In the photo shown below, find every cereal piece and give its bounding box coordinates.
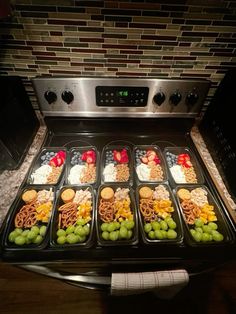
[183,166,197,183]
[139,186,153,199]
[61,188,75,203]
[190,187,208,207]
[177,188,191,201]
[153,185,170,200]
[22,190,37,203]
[116,163,130,182]
[101,187,114,201]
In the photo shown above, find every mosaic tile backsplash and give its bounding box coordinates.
[0,0,235,109]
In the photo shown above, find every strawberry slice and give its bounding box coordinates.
[113,150,122,162]
[56,157,63,167]
[86,156,94,164]
[153,156,160,164]
[81,152,87,161]
[146,150,156,157]
[49,156,58,167]
[141,156,148,164]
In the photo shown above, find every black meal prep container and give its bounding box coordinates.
[96,183,138,246]
[50,184,95,249]
[2,185,56,251]
[26,147,67,186]
[163,147,204,187]
[136,183,183,245]
[66,146,100,188]
[101,145,133,186]
[174,184,234,246]
[133,145,168,184]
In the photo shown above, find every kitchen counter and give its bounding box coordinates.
[0,123,235,230]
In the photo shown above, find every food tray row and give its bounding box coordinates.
[25,145,205,188]
[1,183,233,251]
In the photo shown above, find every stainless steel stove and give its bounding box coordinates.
[3,77,236,291]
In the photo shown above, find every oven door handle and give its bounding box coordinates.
[18,264,111,288]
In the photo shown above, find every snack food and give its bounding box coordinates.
[135,148,164,181]
[103,148,130,182]
[177,188,191,201]
[139,186,153,199]
[22,189,37,203]
[100,187,114,201]
[68,149,97,184]
[61,188,75,203]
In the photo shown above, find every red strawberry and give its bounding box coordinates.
[146,150,156,157]
[120,149,129,163]
[49,156,58,167]
[141,156,148,164]
[81,152,87,161]
[153,156,161,164]
[86,156,94,164]
[113,150,122,162]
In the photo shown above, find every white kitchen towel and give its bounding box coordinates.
[111,269,189,299]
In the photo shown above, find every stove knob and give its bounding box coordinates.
[44,91,57,104]
[153,92,165,106]
[186,91,199,106]
[61,90,74,104]
[169,92,182,106]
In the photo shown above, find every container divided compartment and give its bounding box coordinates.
[101,145,133,185]
[50,184,95,248]
[96,184,138,246]
[66,146,99,187]
[134,145,167,183]
[27,147,67,186]
[164,147,204,186]
[2,185,55,250]
[137,183,183,245]
[175,184,233,246]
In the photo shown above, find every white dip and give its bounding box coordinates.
[103,163,116,181]
[170,165,186,183]
[31,164,52,184]
[68,165,86,184]
[136,164,151,181]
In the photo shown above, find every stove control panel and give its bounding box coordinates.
[33,77,210,118]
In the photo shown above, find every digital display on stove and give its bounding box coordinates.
[96,86,149,107]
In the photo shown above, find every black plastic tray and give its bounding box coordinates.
[164,147,204,186]
[134,145,167,184]
[2,185,55,251]
[50,184,95,249]
[174,184,234,246]
[136,183,183,245]
[66,146,100,187]
[101,145,133,185]
[96,183,138,246]
[27,147,67,186]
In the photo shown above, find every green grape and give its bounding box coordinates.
[114,221,120,230]
[125,220,134,230]
[40,225,47,236]
[208,234,213,241]
[27,230,37,240]
[160,220,168,231]
[33,235,43,244]
[152,221,160,231]
[102,231,109,240]
[101,223,109,232]
[165,217,173,223]
[83,225,90,236]
[148,230,155,239]
[120,220,126,227]
[74,226,86,237]
[66,233,78,244]
[107,222,116,233]
[144,223,152,233]
[76,218,86,226]
[201,233,210,242]
[8,231,18,242]
[25,237,32,244]
[66,225,75,234]
[161,230,167,239]
[167,229,177,239]
[202,225,212,234]
[57,236,66,245]
[14,235,26,245]
[190,229,196,237]
[15,228,23,235]
[208,222,218,230]
[109,231,119,241]
[167,220,177,230]
[194,218,204,228]
[193,231,202,242]
[195,227,203,234]
[154,230,163,240]
[127,230,133,239]
[31,226,40,235]
[77,235,86,243]
[57,229,66,237]
[119,226,128,239]
[21,230,30,237]
[212,231,224,242]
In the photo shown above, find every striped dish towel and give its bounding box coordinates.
[111,269,189,299]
